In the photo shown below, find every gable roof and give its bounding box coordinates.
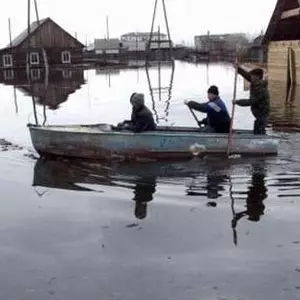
[263,0,300,43]
[6,17,84,49]
[8,18,48,48]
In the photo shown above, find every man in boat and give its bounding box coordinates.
[233,66,270,135]
[117,93,156,133]
[185,85,231,133]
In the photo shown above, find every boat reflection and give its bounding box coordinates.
[33,158,273,233]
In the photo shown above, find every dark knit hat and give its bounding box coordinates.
[249,68,264,79]
[207,85,219,96]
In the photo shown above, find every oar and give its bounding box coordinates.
[227,45,239,156]
[184,101,202,128]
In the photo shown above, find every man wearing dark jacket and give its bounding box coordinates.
[185,85,231,133]
[233,66,270,135]
[118,93,156,133]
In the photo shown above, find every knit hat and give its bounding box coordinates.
[207,85,219,96]
[249,68,264,79]
[130,93,145,108]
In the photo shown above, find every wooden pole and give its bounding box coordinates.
[106,16,110,40]
[158,26,162,102]
[227,45,239,156]
[161,0,172,58]
[147,0,158,58]
[8,18,12,47]
[34,0,40,23]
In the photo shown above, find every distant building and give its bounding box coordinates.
[121,32,171,52]
[94,38,122,55]
[194,33,248,60]
[0,17,84,69]
[248,34,266,63]
[263,0,300,84]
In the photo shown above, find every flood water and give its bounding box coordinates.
[1,61,300,300]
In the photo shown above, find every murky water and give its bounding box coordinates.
[1,61,300,300]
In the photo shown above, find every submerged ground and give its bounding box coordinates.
[0,62,300,300]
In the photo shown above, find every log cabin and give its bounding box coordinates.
[0,18,84,69]
[264,0,300,84]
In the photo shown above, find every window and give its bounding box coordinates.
[3,54,13,67]
[30,68,41,80]
[3,69,14,80]
[61,51,71,64]
[30,52,39,65]
[62,69,72,78]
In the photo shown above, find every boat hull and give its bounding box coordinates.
[28,124,279,160]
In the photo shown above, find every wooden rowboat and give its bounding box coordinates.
[28,124,279,160]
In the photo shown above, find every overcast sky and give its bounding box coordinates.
[0,0,277,48]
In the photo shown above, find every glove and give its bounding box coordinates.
[232,100,237,105]
[184,100,189,106]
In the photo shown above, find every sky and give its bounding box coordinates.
[0,0,277,48]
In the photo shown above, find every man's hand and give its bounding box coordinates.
[184,100,189,105]
[233,62,239,70]
[232,100,237,105]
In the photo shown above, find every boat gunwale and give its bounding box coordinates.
[28,125,280,140]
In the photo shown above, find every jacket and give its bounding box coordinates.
[130,105,156,133]
[187,97,231,133]
[236,67,270,120]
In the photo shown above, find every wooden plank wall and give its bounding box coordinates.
[268,40,300,84]
[21,21,81,49]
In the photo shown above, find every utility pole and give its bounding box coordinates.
[8,18,12,47]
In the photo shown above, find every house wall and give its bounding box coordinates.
[267,40,300,84]
[0,48,83,68]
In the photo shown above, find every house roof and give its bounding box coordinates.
[252,34,264,45]
[5,17,84,49]
[121,32,166,38]
[94,38,120,50]
[263,0,300,43]
[8,18,48,48]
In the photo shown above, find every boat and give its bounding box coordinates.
[28,123,279,160]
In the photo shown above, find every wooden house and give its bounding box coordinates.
[0,18,84,69]
[264,0,300,84]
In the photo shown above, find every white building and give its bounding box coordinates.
[94,38,121,54]
[121,32,171,52]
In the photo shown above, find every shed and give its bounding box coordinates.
[264,0,300,84]
[0,17,84,69]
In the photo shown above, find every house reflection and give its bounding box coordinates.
[0,67,85,110]
[269,81,300,131]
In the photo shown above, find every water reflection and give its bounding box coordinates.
[0,68,85,111]
[32,158,283,242]
[133,177,156,219]
[146,61,175,124]
[269,82,300,132]
[187,172,228,199]
[230,163,267,245]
